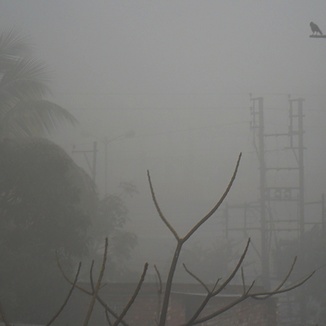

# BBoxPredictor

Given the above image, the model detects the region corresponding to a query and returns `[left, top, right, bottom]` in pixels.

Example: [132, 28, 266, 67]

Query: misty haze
[0, 1, 326, 325]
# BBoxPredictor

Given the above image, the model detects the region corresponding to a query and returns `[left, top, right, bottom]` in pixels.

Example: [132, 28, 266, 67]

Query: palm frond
[0, 31, 77, 139]
[0, 58, 49, 102]
[0, 30, 29, 69]
[1, 100, 77, 138]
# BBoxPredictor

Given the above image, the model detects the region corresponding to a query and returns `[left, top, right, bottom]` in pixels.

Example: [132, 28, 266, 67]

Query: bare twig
[46, 262, 81, 326]
[186, 258, 314, 325]
[184, 239, 250, 325]
[56, 248, 129, 326]
[212, 238, 250, 297]
[147, 170, 180, 241]
[251, 270, 315, 298]
[251, 256, 298, 300]
[105, 309, 113, 326]
[113, 263, 149, 326]
[154, 264, 162, 295]
[241, 267, 246, 293]
[192, 281, 256, 325]
[184, 292, 213, 326]
[89, 260, 108, 293]
[95, 295, 129, 326]
[183, 263, 210, 293]
[89, 259, 95, 291]
[56, 253, 92, 295]
[183, 152, 242, 242]
[83, 237, 108, 326]
[154, 265, 163, 325]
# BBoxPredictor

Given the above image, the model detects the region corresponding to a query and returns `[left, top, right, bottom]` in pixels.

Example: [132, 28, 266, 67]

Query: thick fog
[2, 1, 326, 273]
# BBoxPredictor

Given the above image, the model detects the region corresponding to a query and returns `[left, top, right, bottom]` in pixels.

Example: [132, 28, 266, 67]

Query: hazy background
[2, 1, 326, 271]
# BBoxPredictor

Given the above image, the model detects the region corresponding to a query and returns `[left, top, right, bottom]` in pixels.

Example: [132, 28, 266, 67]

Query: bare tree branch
[154, 264, 162, 295]
[153, 154, 242, 326]
[154, 264, 163, 325]
[251, 256, 297, 300]
[212, 238, 250, 297]
[56, 254, 92, 295]
[113, 263, 148, 326]
[105, 309, 113, 326]
[183, 263, 210, 293]
[186, 258, 314, 325]
[158, 241, 183, 326]
[57, 253, 129, 325]
[183, 153, 242, 242]
[89, 260, 107, 294]
[147, 170, 180, 241]
[95, 295, 129, 326]
[89, 260, 95, 292]
[192, 281, 256, 325]
[251, 270, 315, 298]
[184, 293, 213, 326]
[184, 239, 250, 325]
[83, 237, 108, 326]
[46, 262, 81, 326]
[241, 267, 246, 293]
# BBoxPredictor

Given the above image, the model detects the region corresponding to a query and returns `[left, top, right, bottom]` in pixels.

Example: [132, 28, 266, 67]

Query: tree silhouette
[0, 30, 76, 139]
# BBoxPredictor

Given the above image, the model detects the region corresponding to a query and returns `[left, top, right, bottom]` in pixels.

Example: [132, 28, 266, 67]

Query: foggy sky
[2, 1, 326, 268]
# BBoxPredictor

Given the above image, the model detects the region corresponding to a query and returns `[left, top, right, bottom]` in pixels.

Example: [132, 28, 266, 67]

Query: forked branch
[46, 262, 81, 326]
[148, 154, 242, 326]
[57, 239, 148, 326]
[57, 243, 129, 326]
[147, 170, 180, 241]
[183, 152, 242, 242]
[83, 237, 109, 326]
[182, 248, 314, 325]
[113, 263, 149, 326]
[183, 239, 250, 325]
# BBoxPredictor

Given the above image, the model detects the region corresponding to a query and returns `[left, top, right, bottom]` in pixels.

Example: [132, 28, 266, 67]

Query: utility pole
[225, 94, 326, 325]
[72, 141, 98, 182]
[322, 194, 325, 236]
[103, 131, 135, 196]
[289, 97, 306, 325]
[289, 98, 305, 241]
[104, 139, 108, 196]
[92, 141, 97, 182]
[250, 95, 270, 290]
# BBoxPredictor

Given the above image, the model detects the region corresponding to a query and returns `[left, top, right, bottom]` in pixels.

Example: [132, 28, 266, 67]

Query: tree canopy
[0, 137, 96, 323]
[0, 31, 138, 323]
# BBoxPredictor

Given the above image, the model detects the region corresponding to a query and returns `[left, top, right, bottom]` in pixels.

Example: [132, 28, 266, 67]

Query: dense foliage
[89, 183, 138, 281]
[0, 138, 94, 323]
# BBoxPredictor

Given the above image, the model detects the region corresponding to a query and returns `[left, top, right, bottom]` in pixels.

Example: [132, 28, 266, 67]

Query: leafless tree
[147, 153, 314, 325]
[0, 153, 315, 325]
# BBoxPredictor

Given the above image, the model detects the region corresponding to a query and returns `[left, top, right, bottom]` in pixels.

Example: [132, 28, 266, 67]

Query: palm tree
[0, 32, 98, 322]
[0, 30, 76, 139]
